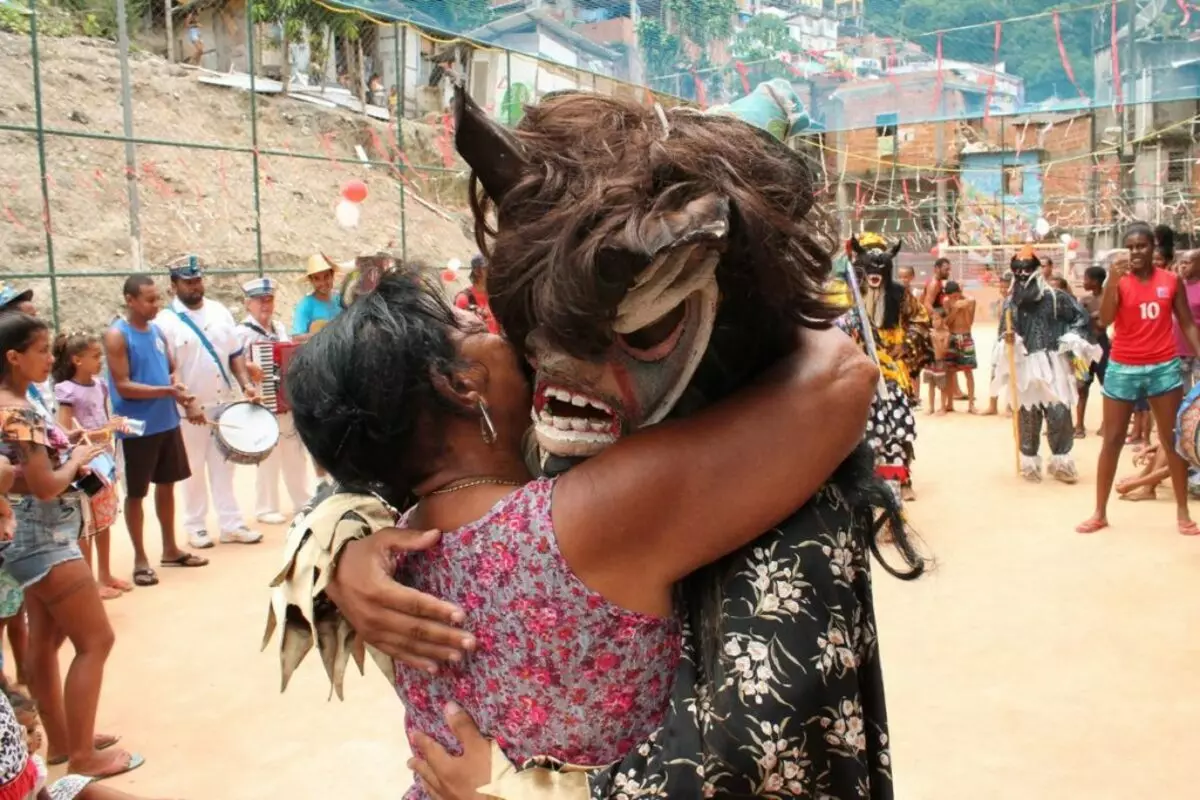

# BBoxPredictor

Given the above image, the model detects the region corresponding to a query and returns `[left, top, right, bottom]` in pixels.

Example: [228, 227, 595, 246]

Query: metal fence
[0, 0, 684, 329]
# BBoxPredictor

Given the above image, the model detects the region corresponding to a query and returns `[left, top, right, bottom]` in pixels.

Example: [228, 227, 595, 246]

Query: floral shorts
[2, 494, 83, 588]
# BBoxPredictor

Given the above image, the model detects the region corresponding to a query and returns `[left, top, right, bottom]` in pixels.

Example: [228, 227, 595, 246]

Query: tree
[251, 0, 362, 95]
[730, 13, 802, 92]
[866, 0, 1099, 102]
[639, 0, 736, 99]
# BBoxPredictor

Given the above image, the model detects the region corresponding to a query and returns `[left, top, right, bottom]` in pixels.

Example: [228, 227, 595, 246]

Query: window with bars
[1167, 150, 1187, 185]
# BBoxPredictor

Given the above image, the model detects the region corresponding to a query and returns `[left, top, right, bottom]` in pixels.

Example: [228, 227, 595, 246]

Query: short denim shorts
[1, 493, 84, 588]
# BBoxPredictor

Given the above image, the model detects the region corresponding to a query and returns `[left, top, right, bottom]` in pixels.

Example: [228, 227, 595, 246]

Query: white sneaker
[256, 512, 287, 525]
[188, 530, 215, 549]
[220, 527, 263, 544]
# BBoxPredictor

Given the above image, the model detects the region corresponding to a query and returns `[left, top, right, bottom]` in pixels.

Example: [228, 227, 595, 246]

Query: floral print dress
[392, 478, 681, 800]
[493, 482, 894, 800]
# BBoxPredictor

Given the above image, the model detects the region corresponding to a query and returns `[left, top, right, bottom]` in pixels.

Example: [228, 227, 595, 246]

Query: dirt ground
[20, 322, 1200, 799]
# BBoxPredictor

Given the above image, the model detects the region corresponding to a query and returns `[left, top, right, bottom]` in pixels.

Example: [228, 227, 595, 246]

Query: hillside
[0, 31, 475, 329]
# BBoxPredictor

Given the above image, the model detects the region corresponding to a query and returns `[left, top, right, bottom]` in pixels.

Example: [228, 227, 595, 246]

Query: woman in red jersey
[1078, 223, 1200, 535]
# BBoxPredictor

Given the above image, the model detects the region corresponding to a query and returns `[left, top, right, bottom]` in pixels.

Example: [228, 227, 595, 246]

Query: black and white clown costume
[991, 248, 1101, 483]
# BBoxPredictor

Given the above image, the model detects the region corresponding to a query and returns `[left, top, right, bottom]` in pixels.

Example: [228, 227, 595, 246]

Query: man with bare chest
[943, 280, 978, 412]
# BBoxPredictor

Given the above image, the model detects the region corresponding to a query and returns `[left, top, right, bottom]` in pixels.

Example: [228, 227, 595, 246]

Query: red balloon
[930, 246, 939, 255]
[341, 180, 368, 204]
[440, 269, 457, 283]
[1068, 239, 1079, 250]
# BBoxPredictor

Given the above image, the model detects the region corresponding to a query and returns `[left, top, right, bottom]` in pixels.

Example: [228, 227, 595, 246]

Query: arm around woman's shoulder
[553, 325, 878, 607]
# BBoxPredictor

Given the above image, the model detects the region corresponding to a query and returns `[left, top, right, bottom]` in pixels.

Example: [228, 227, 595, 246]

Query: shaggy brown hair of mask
[472, 93, 839, 362]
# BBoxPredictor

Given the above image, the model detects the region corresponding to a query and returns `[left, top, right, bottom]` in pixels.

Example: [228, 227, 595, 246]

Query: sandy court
[14, 323, 1200, 799]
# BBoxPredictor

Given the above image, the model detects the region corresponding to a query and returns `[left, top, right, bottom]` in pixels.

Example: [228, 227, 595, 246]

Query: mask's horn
[452, 81, 528, 203]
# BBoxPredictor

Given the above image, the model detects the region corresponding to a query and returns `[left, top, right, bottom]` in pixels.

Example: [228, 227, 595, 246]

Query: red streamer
[1111, 0, 1123, 110]
[984, 22, 1002, 121]
[1053, 11, 1089, 99]
[690, 68, 708, 109]
[734, 61, 751, 95]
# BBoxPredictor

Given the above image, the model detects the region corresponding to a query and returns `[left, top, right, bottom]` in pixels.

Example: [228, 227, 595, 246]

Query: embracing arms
[553, 325, 877, 608]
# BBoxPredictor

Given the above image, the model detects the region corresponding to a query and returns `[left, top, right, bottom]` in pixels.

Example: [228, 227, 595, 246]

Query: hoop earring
[478, 399, 497, 445]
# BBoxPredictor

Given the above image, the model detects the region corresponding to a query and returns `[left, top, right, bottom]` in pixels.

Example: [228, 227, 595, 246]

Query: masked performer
[266, 79, 924, 799]
[992, 247, 1100, 483]
[834, 234, 930, 502]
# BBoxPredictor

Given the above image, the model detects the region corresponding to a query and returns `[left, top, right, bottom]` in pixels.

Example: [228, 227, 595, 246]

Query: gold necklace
[425, 477, 523, 497]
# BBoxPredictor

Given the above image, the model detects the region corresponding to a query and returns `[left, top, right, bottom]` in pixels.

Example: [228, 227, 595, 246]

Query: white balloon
[335, 199, 360, 229]
[1060, 232, 1072, 245]
[1034, 217, 1051, 237]
[447, 258, 463, 271]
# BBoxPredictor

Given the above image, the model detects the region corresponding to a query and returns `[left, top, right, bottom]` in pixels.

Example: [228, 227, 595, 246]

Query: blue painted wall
[959, 151, 1044, 245]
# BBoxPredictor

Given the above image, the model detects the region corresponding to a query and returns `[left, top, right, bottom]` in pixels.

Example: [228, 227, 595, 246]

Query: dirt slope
[0, 31, 474, 328]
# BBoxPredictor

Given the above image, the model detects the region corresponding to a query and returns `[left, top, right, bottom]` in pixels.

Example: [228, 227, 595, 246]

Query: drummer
[236, 278, 312, 525]
[155, 256, 262, 549]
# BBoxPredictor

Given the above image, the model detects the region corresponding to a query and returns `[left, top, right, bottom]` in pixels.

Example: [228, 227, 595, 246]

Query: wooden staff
[1005, 307, 1021, 477]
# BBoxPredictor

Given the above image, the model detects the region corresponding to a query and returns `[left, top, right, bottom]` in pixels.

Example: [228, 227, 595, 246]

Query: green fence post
[394, 22, 407, 260]
[28, 0, 59, 328]
[245, 1, 265, 276]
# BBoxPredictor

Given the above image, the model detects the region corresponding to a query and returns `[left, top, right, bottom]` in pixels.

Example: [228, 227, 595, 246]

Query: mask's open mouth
[866, 274, 883, 288]
[532, 384, 621, 447]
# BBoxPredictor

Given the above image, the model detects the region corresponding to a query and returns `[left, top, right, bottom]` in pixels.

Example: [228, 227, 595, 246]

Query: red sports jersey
[1111, 267, 1179, 365]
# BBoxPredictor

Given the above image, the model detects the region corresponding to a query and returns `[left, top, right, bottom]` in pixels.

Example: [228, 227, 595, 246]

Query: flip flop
[1076, 518, 1108, 534]
[132, 567, 158, 587]
[46, 734, 121, 765]
[78, 750, 145, 781]
[1178, 520, 1200, 536]
[98, 584, 123, 601]
[103, 577, 135, 593]
[161, 553, 209, 568]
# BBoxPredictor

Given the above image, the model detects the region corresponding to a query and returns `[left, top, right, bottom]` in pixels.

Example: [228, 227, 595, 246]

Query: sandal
[47, 734, 120, 766]
[1076, 517, 1108, 534]
[132, 567, 158, 587]
[161, 552, 209, 568]
[75, 749, 145, 781]
[1178, 520, 1200, 536]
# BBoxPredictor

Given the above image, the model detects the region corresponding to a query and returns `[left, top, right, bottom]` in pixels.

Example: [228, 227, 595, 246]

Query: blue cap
[166, 254, 204, 279]
[242, 277, 278, 298]
[0, 284, 34, 311]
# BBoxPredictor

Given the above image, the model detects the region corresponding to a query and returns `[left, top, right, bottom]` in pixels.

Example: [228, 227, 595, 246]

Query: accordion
[250, 341, 301, 414]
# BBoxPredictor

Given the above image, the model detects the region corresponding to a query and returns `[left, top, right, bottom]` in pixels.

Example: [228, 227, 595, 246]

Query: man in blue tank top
[104, 275, 209, 587]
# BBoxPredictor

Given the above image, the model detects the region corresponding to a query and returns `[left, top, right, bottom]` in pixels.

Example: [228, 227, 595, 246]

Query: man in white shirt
[235, 278, 312, 524]
[154, 256, 262, 548]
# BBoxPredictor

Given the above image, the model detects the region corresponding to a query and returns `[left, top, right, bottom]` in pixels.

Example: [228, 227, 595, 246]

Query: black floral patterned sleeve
[515, 483, 894, 800]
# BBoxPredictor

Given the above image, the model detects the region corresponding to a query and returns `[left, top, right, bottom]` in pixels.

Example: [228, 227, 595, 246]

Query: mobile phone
[73, 471, 105, 497]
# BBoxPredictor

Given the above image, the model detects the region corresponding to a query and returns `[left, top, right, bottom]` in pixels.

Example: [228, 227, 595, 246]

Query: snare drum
[213, 401, 280, 466]
[1175, 381, 1200, 468]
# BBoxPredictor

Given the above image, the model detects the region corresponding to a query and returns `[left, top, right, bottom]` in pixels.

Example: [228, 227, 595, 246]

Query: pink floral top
[394, 478, 680, 800]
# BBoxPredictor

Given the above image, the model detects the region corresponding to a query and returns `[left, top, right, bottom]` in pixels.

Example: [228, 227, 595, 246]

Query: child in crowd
[897, 265, 919, 298]
[0, 456, 25, 690]
[52, 333, 131, 601]
[943, 280, 978, 413]
[982, 271, 1014, 417]
[1076, 266, 1109, 437]
[925, 310, 951, 414]
[0, 684, 171, 800]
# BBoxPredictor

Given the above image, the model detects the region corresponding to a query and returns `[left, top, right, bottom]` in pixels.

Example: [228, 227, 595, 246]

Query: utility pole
[116, 0, 143, 270]
[164, 0, 175, 63]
